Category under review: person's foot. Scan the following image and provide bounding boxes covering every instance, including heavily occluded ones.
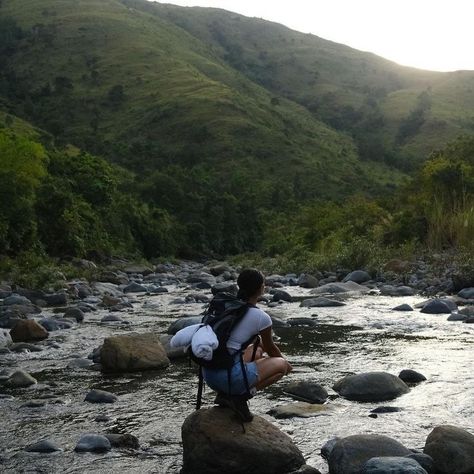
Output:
[229,395,254,422]
[214,392,231,407]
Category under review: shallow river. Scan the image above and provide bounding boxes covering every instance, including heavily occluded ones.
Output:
[1,285,473,473]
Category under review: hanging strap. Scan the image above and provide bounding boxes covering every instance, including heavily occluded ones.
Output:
[196,365,204,410]
[250,335,260,362]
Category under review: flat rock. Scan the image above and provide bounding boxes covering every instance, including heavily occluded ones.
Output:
[75,434,111,452]
[181,407,305,474]
[10,342,43,352]
[300,297,345,308]
[361,456,427,473]
[123,282,148,293]
[328,434,411,474]
[38,318,72,331]
[398,369,426,384]
[268,402,332,419]
[457,287,474,299]
[333,372,410,402]
[370,406,402,414]
[68,358,94,369]
[311,281,368,295]
[392,304,413,311]
[284,381,328,404]
[100,332,170,373]
[380,285,415,297]
[10,320,48,342]
[85,389,118,403]
[7,370,37,387]
[423,425,474,474]
[25,439,62,453]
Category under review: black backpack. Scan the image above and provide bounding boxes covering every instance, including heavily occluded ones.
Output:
[191,292,259,409]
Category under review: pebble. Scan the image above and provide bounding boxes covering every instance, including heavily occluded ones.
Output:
[85,389,118,403]
[75,434,111,452]
[25,439,62,453]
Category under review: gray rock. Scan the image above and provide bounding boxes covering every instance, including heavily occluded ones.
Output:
[211,282,238,295]
[167,316,202,335]
[333,372,410,402]
[123,264,153,275]
[0,284,12,299]
[464,317,474,323]
[85,389,118,403]
[420,299,457,314]
[7,370,37,387]
[321,437,341,460]
[343,270,371,284]
[105,433,139,448]
[94,414,110,422]
[370,406,402,414]
[10,319,49,343]
[160,334,187,360]
[392,304,414,311]
[0,329,12,349]
[300,297,345,308]
[123,282,148,293]
[398,369,426,384]
[405,453,434,473]
[272,290,292,302]
[209,264,232,276]
[101,314,123,323]
[43,292,67,306]
[181,407,305,474]
[311,281,368,295]
[39,318,72,331]
[459,306,474,317]
[328,434,411,474]
[458,287,474,299]
[3,294,32,306]
[268,402,332,419]
[92,282,123,297]
[63,307,85,322]
[25,439,62,453]
[75,434,111,452]
[423,425,474,474]
[361,456,427,473]
[297,274,319,288]
[284,381,328,404]
[380,285,415,296]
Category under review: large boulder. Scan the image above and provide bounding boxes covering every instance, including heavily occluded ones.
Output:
[423,425,474,474]
[181,407,305,474]
[457,287,474,299]
[328,434,411,474]
[297,274,319,288]
[311,281,368,295]
[10,320,48,342]
[300,297,345,308]
[420,299,457,314]
[100,332,169,373]
[361,457,427,473]
[343,270,371,284]
[333,372,409,402]
[284,381,328,404]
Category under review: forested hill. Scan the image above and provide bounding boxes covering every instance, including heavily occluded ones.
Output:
[0,0,473,262]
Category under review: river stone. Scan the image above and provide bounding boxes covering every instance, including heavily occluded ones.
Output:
[457,287,474,299]
[75,434,111,452]
[38,318,72,331]
[380,285,415,297]
[284,381,328,404]
[460,306,474,316]
[311,281,368,295]
[423,425,474,474]
[272,290,292,302]
[63,307,85,322]
[297,274,319,288]
[405,453,434,473]
[448,313,468,321]
[3,294,32,306]
[0,284,12,299]
[268,402,331,419]
[398,369,426,384]
[100,332,170,373]
[211,282,238,295]
[92,282,123,297]
[25,439,62,453]
[370,406,402,414]
[10,342,43,352]
[43,292,67,307]
[420,299,457,314]
[10,320,48,342]
[321,438,341,460]
[101,314,123,323]
[392,304,414,311]
[105,433,140,448]
[160,334,187,360]
[209,264,232,276]
[167,316,202,335]
[7,370,37,387]
[123,282,148,293]
[123,264,153,275]
[181,407,305,474]
[343,270,371,284]
[361,456,427,473]
[328,434,411,474]
[0,329,12,348]
[333,372,410,402]
[85,389,118,403]
[300,297,345,308]
[464,317,474,323]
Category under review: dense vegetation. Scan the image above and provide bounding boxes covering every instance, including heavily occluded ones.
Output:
[0,0,473,278]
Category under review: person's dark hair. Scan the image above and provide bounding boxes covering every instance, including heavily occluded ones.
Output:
[237,268,264,301]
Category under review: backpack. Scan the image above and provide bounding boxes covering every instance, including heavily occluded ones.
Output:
[190,292,259,409]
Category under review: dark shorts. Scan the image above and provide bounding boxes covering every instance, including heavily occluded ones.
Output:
[203,356,259,395]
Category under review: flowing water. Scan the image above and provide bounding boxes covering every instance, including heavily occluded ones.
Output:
[1,285,473,473]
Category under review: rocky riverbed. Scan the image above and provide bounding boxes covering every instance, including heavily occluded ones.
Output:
[0,261,473,473]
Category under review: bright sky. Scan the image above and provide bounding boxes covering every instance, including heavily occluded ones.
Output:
[155,0,474,72]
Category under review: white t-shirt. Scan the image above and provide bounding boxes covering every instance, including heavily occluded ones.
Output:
[226,306,272,353]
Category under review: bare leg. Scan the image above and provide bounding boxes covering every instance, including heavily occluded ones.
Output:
[243,344,264,362]
[254,357,289,390]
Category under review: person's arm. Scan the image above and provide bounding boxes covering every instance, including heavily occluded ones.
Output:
[259,326,283,358]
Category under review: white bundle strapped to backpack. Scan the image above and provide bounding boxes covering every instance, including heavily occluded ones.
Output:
[170,323,219,361]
